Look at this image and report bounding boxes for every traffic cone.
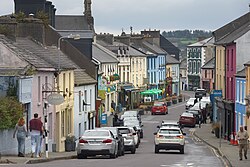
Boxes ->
[234,132,238,146]
[230,132,234,145]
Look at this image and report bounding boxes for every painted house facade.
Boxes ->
[166,55,180,96]
[215,46,226,98]
[180,58,187,91]
[244,61,250,138]
[235,69,246,132]
[201,57,215,92]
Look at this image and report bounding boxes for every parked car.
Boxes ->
[124,119,144,138]
[76,129,118,159]
[179,112,196,127]
[99,127,125,156]
[121,110,141,122]
[187,108,201,124]
[154,126,186,154]
[195,88,206,99]
[185,98,197,109]
[151,102,168,115]
[117,127,137,154]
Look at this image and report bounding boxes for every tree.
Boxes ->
[0,97,24,130]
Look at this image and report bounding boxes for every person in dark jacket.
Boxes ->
[29,113,43,158]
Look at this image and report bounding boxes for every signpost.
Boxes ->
[47,93,64,105]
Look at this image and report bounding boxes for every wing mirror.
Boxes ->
[132,133,137,135]
[157,125,160,128]
[141,124,144,127]
[153,132,157,135]
[183,133,186,136]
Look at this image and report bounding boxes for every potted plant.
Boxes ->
[65,134,76,152]
[172,95,178,104]
[178,94,183,102]
[166,96,172,106]
[212,123,220,138]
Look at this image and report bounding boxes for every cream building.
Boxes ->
[215,46,226,98]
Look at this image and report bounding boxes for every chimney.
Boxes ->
[84,0,94,31]
[141,29,160,46]
[96,33,114,45]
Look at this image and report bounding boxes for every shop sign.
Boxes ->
[47,93,64,105]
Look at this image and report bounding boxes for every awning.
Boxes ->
[140,89,162,95]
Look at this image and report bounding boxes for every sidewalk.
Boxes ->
[0,151,77,165]
[194,123,250,167]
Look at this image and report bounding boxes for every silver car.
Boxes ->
[117,126,137,154]
[154,127,186,154]
[76,129,118,159]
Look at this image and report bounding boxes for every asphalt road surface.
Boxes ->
[27,100,224,167]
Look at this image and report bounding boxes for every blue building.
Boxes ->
[235,69,246,132]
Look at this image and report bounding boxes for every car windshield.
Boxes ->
[162,124,179,127]
[101,128,117,135]
[159,129,181,134]
[123,117,138,121]
[187,110,199,115]
[124,121,140,126]
[123,111,137,117]
[154,103,164,107]
[118,128,130,134]
[84,131,109,137]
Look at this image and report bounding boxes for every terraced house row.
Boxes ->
[186,11,250,143]
[0,0,181,155]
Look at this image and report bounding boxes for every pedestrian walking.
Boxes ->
[29,113,43,158]
[111,100,116,112]
[13,117,28,157]
[236,126,249,160]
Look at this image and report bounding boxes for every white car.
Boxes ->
[154,127,186,154]
[76,129,118,159]
[117,126,137,154]
[185,98,197,109]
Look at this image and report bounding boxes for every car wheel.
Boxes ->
[140,133,143,138]
[77,154,87,159]
[131,147,136,154]
[110,152,116,159]
[121,149,125,156]
[155,146,159,153]
[180,147,184,154]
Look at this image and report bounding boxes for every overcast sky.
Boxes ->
[1,0,249,35]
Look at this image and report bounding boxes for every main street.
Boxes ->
[24,95,224,167]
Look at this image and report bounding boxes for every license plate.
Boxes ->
[89,141,100,144]
[156,110,160,112]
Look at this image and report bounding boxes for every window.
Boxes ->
[197,61,200,74]
[240,82,242,103]
[69,73,71,93]
[205,70,207,78]
[212,70,214,79]
[84,90,87,111]
[231,49,234,71]
[49,113,52,139]
[38,76,41,102]
[61,111,65,137]
[90,89,92,108]
[63,73,66,93]
[193,61,196,74]
[237,81,240,102]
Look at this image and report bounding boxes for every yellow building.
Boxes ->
[244,62,250,137]
[215,46,226,98]
[55,70,75,152]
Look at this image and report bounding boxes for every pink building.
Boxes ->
[201,57,215,92]
[226,44,236,101]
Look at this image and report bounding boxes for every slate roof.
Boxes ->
[235,68,246,77]
[14,38,76,70]
[215,22,250,45]
[74,69,97,86]
[201,57,215,69]
[113,41,146,57]
[14,38,96,85]
[142,41,167,55]
[55,15,90,30]
[160,35,180,55]
[188,37,213,47]
[0,68,25,76]
[180,58,187,69]
[166,55,180,65]
[0,36,54,69]
[92,43,119,63]
[213,12,250,42]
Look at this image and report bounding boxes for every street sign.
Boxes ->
[101,113,107,125]
[47,93,64,105]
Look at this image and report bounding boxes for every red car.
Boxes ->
[151,102,168,115]
[179,112,196,127]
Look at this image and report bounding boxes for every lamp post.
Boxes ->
[57,34,80,72]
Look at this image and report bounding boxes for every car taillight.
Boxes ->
[102,139,113,143]
[156,134,164,138]
[176,135,184,139]
[79,139,88,143]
